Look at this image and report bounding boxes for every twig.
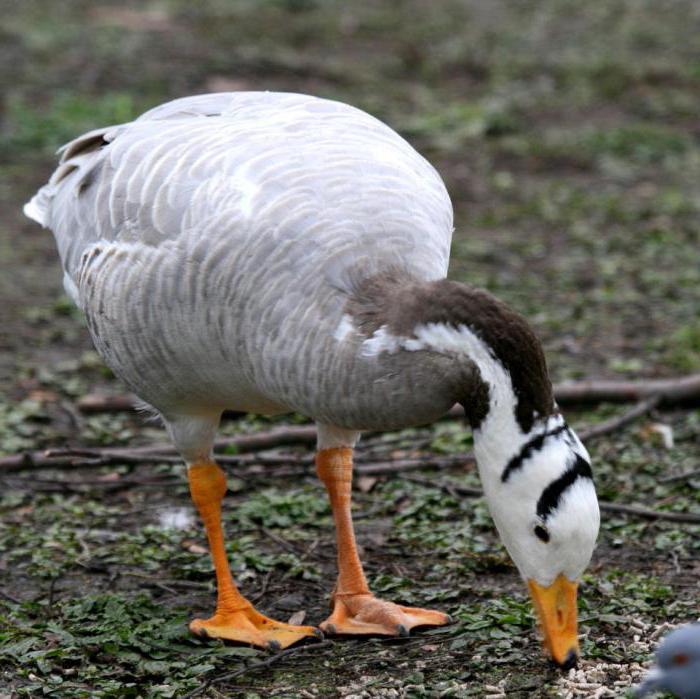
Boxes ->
[119,571,209,590]
[250,569,274,605]
[77,393,245,419]
[404,476,700,524]
[598,502,700,524]
[75,374,700,416]
[576,395,661,441]
[0,444,472,476]
[402,474,483,498]
[660,468,700,484]
[0,589,22,605]
[259,527,301,555]
[553,373,700,405]
[124,426,318,456]
[356,455,474,475]
[76,393,139,413]
[0,428,318,473]
[182,639,334,698]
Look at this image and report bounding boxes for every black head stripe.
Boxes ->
[536,454,593,521]
[501,423,569,483]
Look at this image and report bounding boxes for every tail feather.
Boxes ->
[23,123,122,229]
[23,189,50,227]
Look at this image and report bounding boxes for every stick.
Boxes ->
[660,468,700,484]
[402,474,483,497]
[0,450,473,485]
[0,394,651,475]
[75,374,700,415]
[576,395,661,441]
[409,477,700,524]
[181,639,335,699]
[2,447,695,523]
[76,394,138,413]
[553,374,700,405]
[0,426,319,472]
[355,455,474,475]
[76,394,245,418]
[598,502,700,524]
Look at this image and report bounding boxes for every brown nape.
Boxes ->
[347,273,555,433]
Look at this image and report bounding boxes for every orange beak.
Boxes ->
[528,574,579,670]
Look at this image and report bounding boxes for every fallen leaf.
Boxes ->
[649,423,674,449]
[181,539,208,555]
[96,472,121,482]
[287,610,306,626]
[356,476,377,493]
[639,422,675,449]
[27,389,59,403]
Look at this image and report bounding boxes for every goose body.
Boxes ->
[26,92,599,666]
[27,92,455,430]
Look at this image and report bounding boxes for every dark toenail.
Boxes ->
[198,628,209,639]
[325,624,337,635]
[397,624,409,637]
[313,628,324,640]
[267,640,282,651]
[445,614,454,624]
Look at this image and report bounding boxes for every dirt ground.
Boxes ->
[0,2,698,697]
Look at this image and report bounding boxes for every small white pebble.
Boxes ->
[158,507,194,530]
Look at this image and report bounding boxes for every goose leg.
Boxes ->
[188,461,321,649]
[316,447,451,637]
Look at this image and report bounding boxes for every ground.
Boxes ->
[0,1,698,697]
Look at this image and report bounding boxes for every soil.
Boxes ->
[1,2,698,697]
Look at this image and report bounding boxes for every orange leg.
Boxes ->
[316,447,451,637]
[188,461,321,649]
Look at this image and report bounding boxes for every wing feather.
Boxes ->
[25,92,453,305]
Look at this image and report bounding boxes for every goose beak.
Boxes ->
[528,574,579,669]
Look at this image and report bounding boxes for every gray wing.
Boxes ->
[24,91,453,308]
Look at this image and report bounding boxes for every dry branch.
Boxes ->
[3,442,694,524]
[356,455,474,475]
[409,476,700,524]
[182,639,335,699]
[598,502,700,524]
[2,377,697,525]
[75,373,700,415]
[0,391,657,475]
[0,442,472,476]
[553,373,700,405]
[660,468,700,484]
[576,395,661,441]
[77,393,138,413]
[0,394,667,475]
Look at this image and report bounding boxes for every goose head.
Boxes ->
[477,419,599,670]
[353,276,600,667]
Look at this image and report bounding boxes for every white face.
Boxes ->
[477,425,600,587]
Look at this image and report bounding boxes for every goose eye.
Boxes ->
[534,524,550,543]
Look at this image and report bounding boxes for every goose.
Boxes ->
[24,91,599,668]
